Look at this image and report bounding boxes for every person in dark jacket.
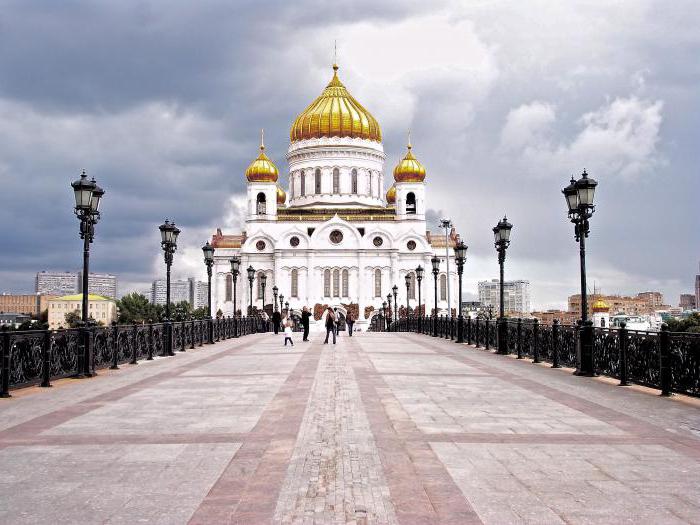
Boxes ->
[301,306,311,342]
[272,310,281,335]
[323,307,336,344]
[346,311,355,336]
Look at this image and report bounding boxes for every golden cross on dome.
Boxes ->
[260,128,265,150]
[334,40,337,67]
[407,130,412,149]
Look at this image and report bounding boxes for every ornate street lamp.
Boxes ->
[431,256,440,337]
[260,273,267,314]
[386,293,392,329]
[392,285,398,324]
[382,301,388,331]
[247,265,255,316]
[230,256,240,317]
[454,241,468,343]
[563,169,598,376]
[202,241,215,343]
[279,293,285,314]
[273,285,279,312]
[284,301,289,314]
[416,265,424,330]
[159,219,180,356]
[71,170,104,377]
[493,216,512,354]
[404,273,411,317]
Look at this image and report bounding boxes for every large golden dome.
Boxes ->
[290,65,382,143]
[245,133,278,183]
[393,142,426,183]
[276,185,286,205]
[386,185,396,204]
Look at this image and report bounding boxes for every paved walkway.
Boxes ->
[1,332,699,524]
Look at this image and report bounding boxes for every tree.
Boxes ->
[666,312,700,333]
[64,310,82,328]
[171,301,192,321]
[116,293,162,324]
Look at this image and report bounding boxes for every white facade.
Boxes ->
[478,279,531,315]
[210,68,459,331]
[151,279,191,306]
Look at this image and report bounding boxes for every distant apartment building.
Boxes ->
[478,279,531,315]
[78,272,117,298]
[531,310,580,325]
[189,278,208,309]
[0,313,31,328]
[35,271,78,295]
[568,291,669,317]
[0,293,56,316]
[679,294,696,310]
[151,279,191,306]
[47,294,117,329]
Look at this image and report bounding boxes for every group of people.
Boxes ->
[269,306,356,346]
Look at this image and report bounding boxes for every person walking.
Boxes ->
[301,306,311,342]
[347,311,355,337]
[334,308,341,338]
[272,309,281,335]
[283,320,294,347]
[323,307,336,344]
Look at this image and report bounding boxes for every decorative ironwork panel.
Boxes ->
[669,333,700,396]
[559,325,577,368]
[8,331,45,387]
[626,330,660,389]
[593,328,620,378]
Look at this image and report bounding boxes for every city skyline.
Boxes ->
[0,1,697,310]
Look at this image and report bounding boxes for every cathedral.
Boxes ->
[210,63,460,331]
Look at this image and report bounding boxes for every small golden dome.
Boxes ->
[276,185,286,205]
[393,140,426,183]
[592,298,610,312]
[290,64,382,143]
[386,185,396,204]
[245,131,279,183]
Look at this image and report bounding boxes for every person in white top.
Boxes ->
[283,321,294,347]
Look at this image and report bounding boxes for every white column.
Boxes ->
[357,253,365,320]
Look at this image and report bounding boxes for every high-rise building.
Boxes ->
[35,271,78,295]
[695,262,700,312]
[151,279,191,305]
[679,294,696,310]
[78,272,117,298]
[0,293,56,316]
[478,279,531,314]
[189,278,208,309]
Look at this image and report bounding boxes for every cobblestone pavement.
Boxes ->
[0,331,699,524]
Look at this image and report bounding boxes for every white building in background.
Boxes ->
[189,278,208,309]
[151,279,191,306]
[78,272,117,298]
[210,63,460,331]
[47,294,117,329]
[478,279,531,315]
[35,271,78,295]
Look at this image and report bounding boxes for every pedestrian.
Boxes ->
[272,309,281,335]
[283,320,294,347]
[301,306,311,342]
[347,311,355,336]
[323,307,336,344]
[335,308,341,337]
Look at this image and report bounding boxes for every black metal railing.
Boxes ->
[0,316,272,396]
[389,316,700,397]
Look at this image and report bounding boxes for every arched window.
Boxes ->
[374,269,382,297]
[351,169,357,194]
[333,168,340,194]
[408,272,416,300]
[300,170,305,196]
[257,272,265,299]
[342,269,349,297]
[315,169,322,194]
[225,274,232,302]
[291,269,298,298]
[440,274,447,301]
[333,269,340,297]
[324,269,331,297]
[256,192,266,214]
[406,192,416,214]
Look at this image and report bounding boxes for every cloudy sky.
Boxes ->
[0,0,697,309]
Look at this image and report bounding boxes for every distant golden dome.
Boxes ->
[276,185,286,205]
[386,185,396,204]
[393,141,426,183]
[290,64,382,143]
[245,131,279,183]
[592,298,610,312]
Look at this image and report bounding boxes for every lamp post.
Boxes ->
[284,301,289,315]
[563,169,598,376]
[260,274,267,314]
[386,293,392,329]
[416,265,424,331]
[431,256,440,337]
[392,285,398,324]
[273,285,279,312]
[440,219,453,317]
[493,216,512,354]
[247,265,255,316]
[382,301,387,331]
[230,256,240,317]
[159,220,180,356]
[454,241,468,343]
[404,273,411,317]
[202,241,215,343]
[71,170,104,377]
[279,294,285,314]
